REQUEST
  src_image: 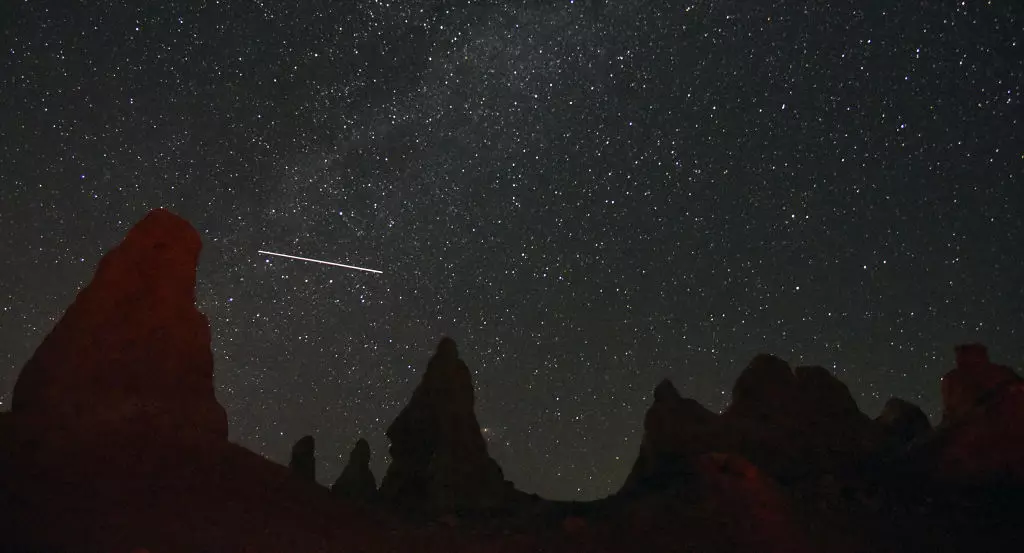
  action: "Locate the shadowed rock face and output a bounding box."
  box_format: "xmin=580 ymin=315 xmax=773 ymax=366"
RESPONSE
xmin=621 ymin=379 xmax=720 ymax=493
xmin=332 ymin=438 xmax=377 ymax=501
xmin=290 ymin=435 xmax=317 ymax=483
xmin=793 ymin=364 xmax=863 ymax=420
xmin=877 ymin=397 xmax=932 ymax=444
xmin=727 ymin=354 xmax=798 ymax=420
xmin=10 ymin=208 xmax=227 ymax=441
xmin=379 ymin=337 xmax=514 ymax=513
xmin=725 ymin=358 xmax=882 ymax=481
xmin=624 ymin=355 xmax=883 ymax=491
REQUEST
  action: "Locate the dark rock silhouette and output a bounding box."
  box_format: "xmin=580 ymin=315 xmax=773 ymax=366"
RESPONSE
xmin=379 ymin=337 xmax=518 ymax=513
xmin=877 ymin=397 xmax=932 ymax=444
xmin=724 ymin=358 xmax=882 ymax=483
xmin=727 ymin=353 xmax=799 ymax=420
xmin=332 ymin=438 xmax=377 ymax=501
xmin=940 ymin=343 xmax=1020 ymax=423
xmin=792 ymin=364 xmax=864 ymax=420
xmin=9 ymin=208 xmax=227 ymax=441
xmin=727 ymin=357 xmax=865 ymax=423
xmin=2 ymin=210 xmax=1023 ymax=552
xmin=623 ymin=355 xmax=884 ymax=491
xmin=289 ymin=435 xmax=317 ymax=483
xmin=620 ymin=379 xmax=720 ymax=493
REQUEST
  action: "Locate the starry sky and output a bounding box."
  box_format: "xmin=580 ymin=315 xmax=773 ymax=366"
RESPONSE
xmin=1 ymin=1 xmax=1021 ymax=500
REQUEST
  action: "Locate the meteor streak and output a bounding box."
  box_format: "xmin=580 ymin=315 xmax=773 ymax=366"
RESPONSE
xmin=257 ymin=250 xmax=383 ymax=274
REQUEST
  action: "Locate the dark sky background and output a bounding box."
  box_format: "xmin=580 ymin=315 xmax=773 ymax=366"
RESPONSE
xmin=1 ymin=0 xmax=1021 ymax=500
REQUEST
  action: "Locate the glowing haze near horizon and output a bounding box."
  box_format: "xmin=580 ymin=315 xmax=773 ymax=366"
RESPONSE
xmin=0 ymin=1 xmax=1021 ymax=499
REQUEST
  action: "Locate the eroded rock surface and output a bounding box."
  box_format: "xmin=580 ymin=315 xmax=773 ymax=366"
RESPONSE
xmin=10 ymin=209 xmax=227 ymax=441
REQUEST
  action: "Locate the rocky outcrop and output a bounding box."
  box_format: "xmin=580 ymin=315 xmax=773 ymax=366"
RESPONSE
xmin=940 ymin=343 xmax=1020 ymax=423
xmin=379 ymin=337 xmax=517 ymax=513
xmin=793 ymin=364 xmax=864 ymax=420
xmin=331 ymin=438 xmax=377 ymax=501
xmin=621 ymin=379 xmax=721 ymax=493
xmin=726 ymin=354 xmax=799 ymax=420
xmin=289 ymin=435 xmax=316 ymax=483
xmin=876 ymin=397 xmax=932 ymax=444
xmin=727 ymin=357 xmax=864 ymax=423
xmin=623 ymin=355 xmax=884 ymax=492
xmin=0 ymin=210 xmax=427 ymax=553
xmin=928 ymin=345 xmax=1024 ymax=484
xmin=692 ymin=453 xmax=813 ymax=553
xmin=9 ymin=209 xmax=228 ymax=441
xmin=618 ymin=451 xmax=814 ymax=553
xmin=724 ymin=358 xmax=882 ymax=482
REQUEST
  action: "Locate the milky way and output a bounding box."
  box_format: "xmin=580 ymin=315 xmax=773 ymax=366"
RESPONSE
xmin=1 ymin=1 xmax=1021 ymax=499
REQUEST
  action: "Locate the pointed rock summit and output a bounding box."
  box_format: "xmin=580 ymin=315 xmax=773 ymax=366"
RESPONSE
xmin=289 ymin=435 xmax=317 ymax=482
xmin=379 ymin=337 xmax=516 ymax=513
xmin=10 ymin=208 xmax=227 ymax=441
xmin=621 ymin=379 xmax=720 ymax=493
xmin=331 ymin=438 xmax=377 ymax=501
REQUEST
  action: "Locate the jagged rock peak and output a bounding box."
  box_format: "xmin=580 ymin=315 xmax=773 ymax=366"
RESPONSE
xmin=415 ymin=337 xmax=476 ymax=414
xmin=654 ymin=378 xmax=682 ymax=402
xmin=10 ymin=208 xmax=228 ymax=440
xmin=619 ymin=378 xmax=720 ymax=494
xmin=289 ymin=435 xmax=316 ymax=482
xmin=877 ymin=397 xmax=932 ymax=443
xmin=379 ymin=337 xmax=514 ymax=512
xmin=647 ymin=379 xmax=716 ymax=424
xmin=350 ymin=437 xmax=371 ymax=464
xmin=331 ymin=438 xmax=377 ymax=501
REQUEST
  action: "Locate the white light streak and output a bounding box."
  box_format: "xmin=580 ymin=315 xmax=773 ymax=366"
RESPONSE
xmin=257 ymin=250 xmax=383 ymax=274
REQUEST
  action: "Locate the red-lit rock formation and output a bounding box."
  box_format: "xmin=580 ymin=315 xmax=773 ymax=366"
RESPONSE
xmin=692 ymin=453 xmax=814 ymax=553
xmin=10 ymin=208 xmax=227 ymax=441
xmin=379 ymin=337 xmax=518 ymax=513
xmin=332 ymin=438 xmax=378 ymax=501
xmin=0 ymin=210 xmax=421 ymax=553
xmin=940 ymin=343 xmax=1020 ymax=423
xmin=930 ymin=344 xmax=1024 ymax=484
xmin=617 ymin=451 xmax=816 ymax=553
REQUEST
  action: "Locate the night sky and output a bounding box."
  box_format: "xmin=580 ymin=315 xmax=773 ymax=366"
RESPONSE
xmin=1 ymin=1 xmax=1021 ymax=500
